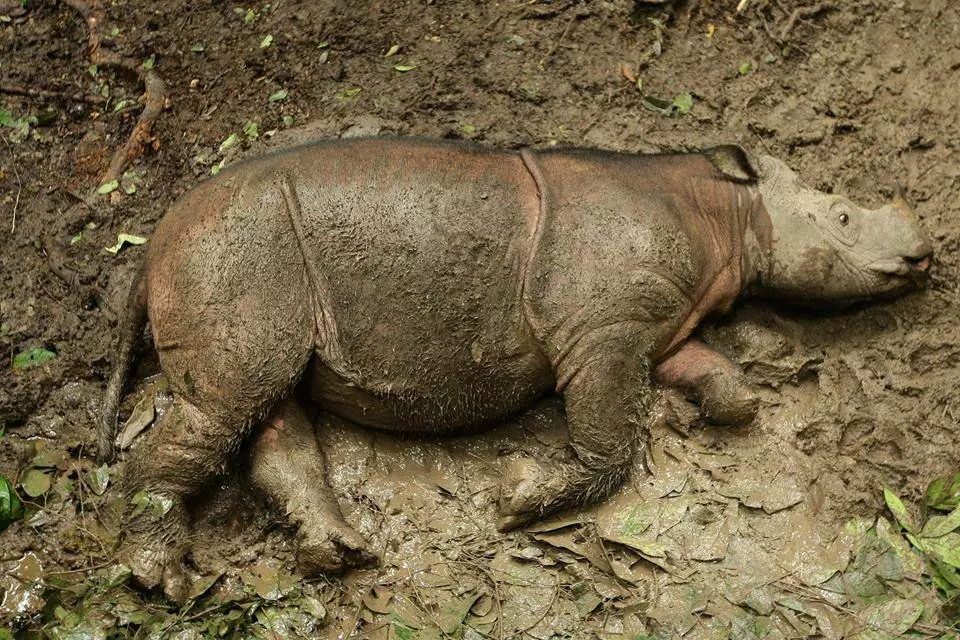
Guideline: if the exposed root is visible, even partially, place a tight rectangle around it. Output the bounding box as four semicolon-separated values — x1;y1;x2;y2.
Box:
779;1;834;41
0;82;105;105
64;0;167;186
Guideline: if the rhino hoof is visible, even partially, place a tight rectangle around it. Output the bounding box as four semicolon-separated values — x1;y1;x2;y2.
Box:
497;457;546;531
126;541;189;604
700;378;760;426
297;524;376;575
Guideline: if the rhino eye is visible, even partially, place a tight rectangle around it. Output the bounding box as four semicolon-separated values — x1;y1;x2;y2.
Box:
838;212;849;226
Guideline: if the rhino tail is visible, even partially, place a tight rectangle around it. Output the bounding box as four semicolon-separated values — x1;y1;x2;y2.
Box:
98;265;148;463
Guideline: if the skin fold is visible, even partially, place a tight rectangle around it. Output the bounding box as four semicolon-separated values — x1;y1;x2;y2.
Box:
98;138;932;601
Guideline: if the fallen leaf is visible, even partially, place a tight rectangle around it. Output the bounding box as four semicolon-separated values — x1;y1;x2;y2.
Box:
920;504;960;538
20;468;52;498
13;348;56;370
119;396;156;450
362;585;393;614
219;133;240;153
857;598;923;638
87;465;110;496
384;44;400;57
96;180;119;195
0;476;24;531
884;489;918;534
105;233;148;255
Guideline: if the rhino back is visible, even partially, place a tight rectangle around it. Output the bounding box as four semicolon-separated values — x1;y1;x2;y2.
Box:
265;139;552;430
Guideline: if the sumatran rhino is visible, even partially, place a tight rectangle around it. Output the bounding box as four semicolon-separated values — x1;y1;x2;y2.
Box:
100;138;932;600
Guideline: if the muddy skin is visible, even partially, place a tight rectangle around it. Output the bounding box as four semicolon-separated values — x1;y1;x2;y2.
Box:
100;138;931;601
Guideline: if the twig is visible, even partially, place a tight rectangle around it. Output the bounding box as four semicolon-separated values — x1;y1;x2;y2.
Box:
63;0;167;186
1;132;21;233
539;9;578;69
0;82;105;105
47;559;114;576
779;2;834;40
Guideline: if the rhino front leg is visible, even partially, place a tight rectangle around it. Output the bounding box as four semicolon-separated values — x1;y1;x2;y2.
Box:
248;399;376;574
498;345;649;531
655;338;759;425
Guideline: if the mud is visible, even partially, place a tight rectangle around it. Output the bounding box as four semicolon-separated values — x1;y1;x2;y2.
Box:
1;0;959;637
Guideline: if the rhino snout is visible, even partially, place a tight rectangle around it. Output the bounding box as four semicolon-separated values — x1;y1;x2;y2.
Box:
866;244;933;284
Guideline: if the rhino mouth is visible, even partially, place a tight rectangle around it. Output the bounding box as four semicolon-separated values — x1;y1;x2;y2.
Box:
868;255;932;284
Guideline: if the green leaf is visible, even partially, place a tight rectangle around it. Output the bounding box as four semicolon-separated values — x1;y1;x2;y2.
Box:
884;488;918;534
219;132;240;153
0;476;24;532
98;564;132;589
393;64;416;72
243;120;260;141
142;54;155;70
437;593;480;635
268;89;289;102
260;34;273;48
130;490;150;518
335;87;362;101
919;533;960;568
920;504;960;538
642;94;674;115
672;92;694;115
105;233;148;255
88;465;110;496
113;99;135;112
13;348;56;370
875;516;924;578
96;179;119;195
926;473;960;511
859;598;924;637
21;468;52;497
190;43;205;53
738;61;753;75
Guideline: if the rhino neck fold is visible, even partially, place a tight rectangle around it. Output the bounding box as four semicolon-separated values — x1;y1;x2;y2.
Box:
740;187;774;297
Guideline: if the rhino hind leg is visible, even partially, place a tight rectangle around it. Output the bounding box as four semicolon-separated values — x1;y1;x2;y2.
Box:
248;398;376;575
655;338;759;425
498;345;651;531
122;397;252;602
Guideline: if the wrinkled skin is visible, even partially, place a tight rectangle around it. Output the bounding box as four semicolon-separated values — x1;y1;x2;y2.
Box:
100;139;931;601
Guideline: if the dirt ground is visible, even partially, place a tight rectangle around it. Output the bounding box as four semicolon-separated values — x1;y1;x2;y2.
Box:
1;0;959;638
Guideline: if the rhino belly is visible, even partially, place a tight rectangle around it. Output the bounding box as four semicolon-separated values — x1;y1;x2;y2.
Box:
305;342;553;434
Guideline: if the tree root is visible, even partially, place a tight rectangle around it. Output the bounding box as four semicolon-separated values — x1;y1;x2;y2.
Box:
64;0;167;187
779;1;834;41
0;82;105;105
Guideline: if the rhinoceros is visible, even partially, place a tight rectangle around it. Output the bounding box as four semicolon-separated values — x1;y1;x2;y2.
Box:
99;138;931;601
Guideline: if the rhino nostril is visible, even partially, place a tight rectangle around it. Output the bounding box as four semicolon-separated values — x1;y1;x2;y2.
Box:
905;255;931;272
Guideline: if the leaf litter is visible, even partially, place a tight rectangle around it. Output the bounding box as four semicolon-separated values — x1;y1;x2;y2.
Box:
5;375;957;638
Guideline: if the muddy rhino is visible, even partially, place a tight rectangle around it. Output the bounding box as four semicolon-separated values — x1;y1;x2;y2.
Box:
100;138;931;600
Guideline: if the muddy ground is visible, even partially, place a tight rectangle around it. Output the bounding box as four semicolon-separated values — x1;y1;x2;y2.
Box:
1;0;959;637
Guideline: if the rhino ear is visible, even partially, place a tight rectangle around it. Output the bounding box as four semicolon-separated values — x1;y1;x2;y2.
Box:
705;145;758;183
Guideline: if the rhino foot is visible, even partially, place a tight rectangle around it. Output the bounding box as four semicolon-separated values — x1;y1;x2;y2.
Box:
698;372;760;425
297;521;376;575
123;534;190;603
497;457;555;531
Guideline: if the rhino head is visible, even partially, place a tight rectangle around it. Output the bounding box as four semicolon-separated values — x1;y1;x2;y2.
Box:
750;154;932;306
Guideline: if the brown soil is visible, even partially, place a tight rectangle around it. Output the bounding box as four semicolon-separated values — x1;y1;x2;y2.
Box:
1;0;959;638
